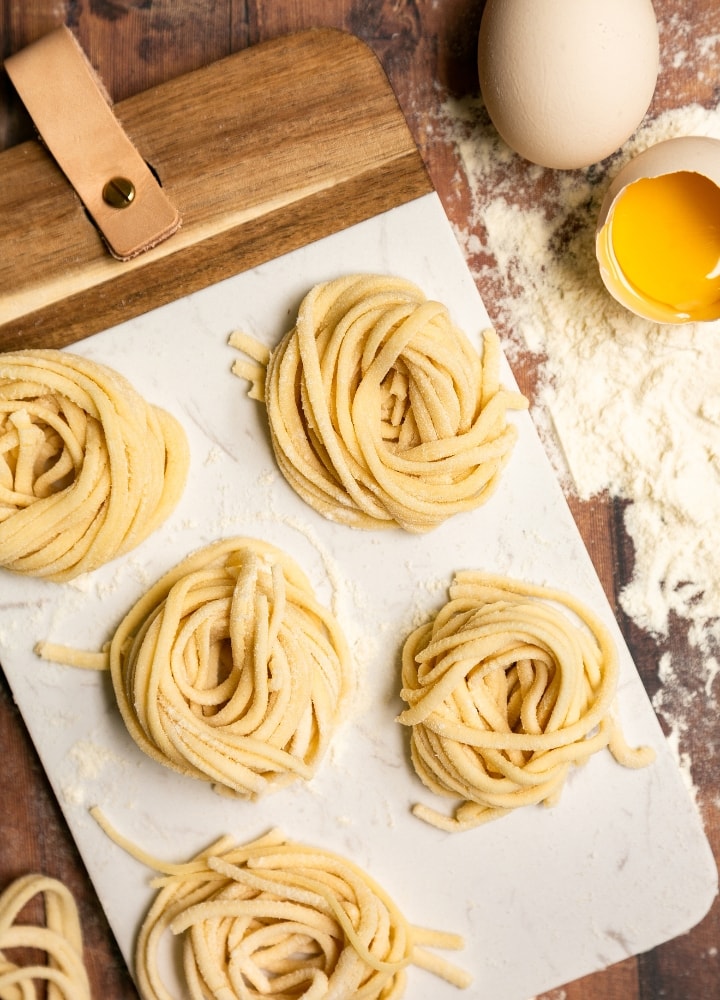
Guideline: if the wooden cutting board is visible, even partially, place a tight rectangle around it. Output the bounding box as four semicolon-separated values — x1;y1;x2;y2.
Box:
0;28;432;350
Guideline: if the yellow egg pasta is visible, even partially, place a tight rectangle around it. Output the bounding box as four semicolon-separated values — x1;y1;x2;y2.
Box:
90;811;471;1000
397;572;655;831
0;349;189;581
38;537;353;799
230;274;527;532
0;873;91;1000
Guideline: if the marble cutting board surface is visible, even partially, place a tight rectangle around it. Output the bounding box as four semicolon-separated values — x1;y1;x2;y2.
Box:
0;193;716;1000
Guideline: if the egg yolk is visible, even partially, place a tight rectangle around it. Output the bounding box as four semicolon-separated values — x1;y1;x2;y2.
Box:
609;171;720;318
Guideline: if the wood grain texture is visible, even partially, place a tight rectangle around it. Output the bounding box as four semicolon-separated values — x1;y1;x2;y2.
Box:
0;27;431;348
1;3;719;1000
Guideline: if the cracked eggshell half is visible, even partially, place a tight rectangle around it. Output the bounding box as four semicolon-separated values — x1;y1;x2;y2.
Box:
596;136;720;324
477;0;660;170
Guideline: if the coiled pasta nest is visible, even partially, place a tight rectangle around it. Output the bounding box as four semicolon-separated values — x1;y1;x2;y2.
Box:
230;274;527;532
108;537;353;798
88;822;473;1000
0;349;189;581
398;572;654;831
0;873;91;1000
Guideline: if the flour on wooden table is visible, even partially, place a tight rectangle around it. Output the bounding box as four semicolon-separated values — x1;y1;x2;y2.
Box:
435;97;720;664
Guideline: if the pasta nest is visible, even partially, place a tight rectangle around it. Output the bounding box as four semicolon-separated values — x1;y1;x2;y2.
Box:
110;538;353;798
0;873;91;1000
0;349;189;581
118;826;471;1000
398;573;654;831
231;275;527;532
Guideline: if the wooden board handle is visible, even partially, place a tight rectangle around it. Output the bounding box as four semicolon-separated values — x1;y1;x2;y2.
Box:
0;28;431;350
5;27;181;261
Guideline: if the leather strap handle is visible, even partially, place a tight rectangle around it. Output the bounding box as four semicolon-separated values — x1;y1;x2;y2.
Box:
5;27;181;261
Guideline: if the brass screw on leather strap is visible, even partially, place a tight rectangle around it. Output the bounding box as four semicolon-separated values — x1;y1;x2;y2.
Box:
102;176;136;208
5;27;180;258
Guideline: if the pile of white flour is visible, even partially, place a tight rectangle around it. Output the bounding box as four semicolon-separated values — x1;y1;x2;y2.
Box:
435;97;720;670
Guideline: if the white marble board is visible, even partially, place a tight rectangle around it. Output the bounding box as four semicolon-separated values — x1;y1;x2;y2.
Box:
0;193;716;1000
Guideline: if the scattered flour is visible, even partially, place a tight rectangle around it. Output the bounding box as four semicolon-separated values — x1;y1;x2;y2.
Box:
68;738;117;781
653;653;699;805
434;96;720;659
61;738;126;807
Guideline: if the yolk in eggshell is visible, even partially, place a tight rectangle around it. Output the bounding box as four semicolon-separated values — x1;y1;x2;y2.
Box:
609;170;720;318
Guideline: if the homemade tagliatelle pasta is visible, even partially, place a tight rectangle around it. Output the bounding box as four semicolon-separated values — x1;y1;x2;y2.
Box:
37;537;353;799
230;274;527;532
91;812;472;1000
0;873;91;1000
397;572;655;831
0;349;189;581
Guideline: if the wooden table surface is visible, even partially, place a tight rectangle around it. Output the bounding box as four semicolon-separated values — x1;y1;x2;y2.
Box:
1;2;718;998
